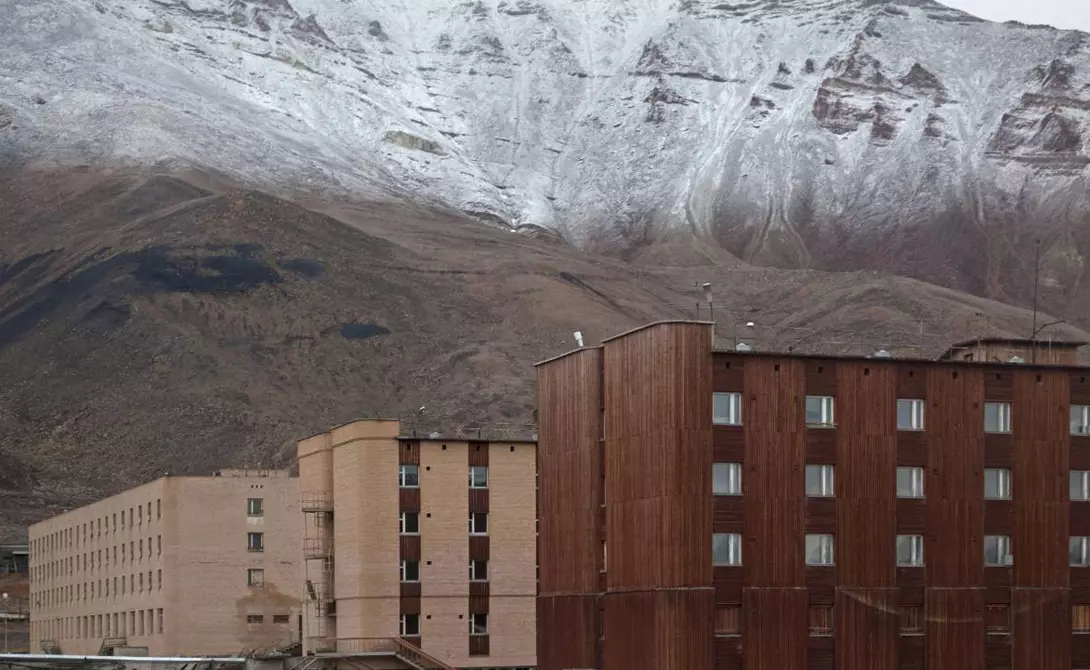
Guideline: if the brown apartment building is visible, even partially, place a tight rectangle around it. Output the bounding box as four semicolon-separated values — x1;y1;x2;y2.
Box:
297;419;536;669
536;320;1090;670
28;470;300;656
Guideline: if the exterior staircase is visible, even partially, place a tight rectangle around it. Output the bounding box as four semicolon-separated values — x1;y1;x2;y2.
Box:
99;636;128;656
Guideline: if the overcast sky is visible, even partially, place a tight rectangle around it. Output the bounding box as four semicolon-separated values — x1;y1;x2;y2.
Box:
941;0;1090;33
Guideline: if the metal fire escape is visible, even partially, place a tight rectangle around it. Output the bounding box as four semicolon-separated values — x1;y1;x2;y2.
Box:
301;492;335;653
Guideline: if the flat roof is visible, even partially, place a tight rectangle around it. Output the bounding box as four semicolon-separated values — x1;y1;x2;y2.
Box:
714;347;1090;373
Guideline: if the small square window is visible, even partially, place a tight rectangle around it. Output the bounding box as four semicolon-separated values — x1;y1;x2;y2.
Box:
400;614;420;637
713;533;742;566
805;534;835;566
469;466;488;489
399;465;420;489
984;402;1011;434
897;399;925;431
401;560;420;582
1073;405;1090;435
805;396;835;427
1075;605;1090;632
713;392;743;426
1073;472;1090;502
469;560;488;582
246;532;264;552
470;512;488;535
400;512;420;535
896;535;924;566
984;535;1013;566
805;465;835;497
1072;537;1090;567
896;467;925;499
247;569;264;587
713;463;742;496
984;469;1011;500
469;612;488;636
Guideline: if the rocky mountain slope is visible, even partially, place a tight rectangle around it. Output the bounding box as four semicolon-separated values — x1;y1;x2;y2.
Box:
4;0;1090;318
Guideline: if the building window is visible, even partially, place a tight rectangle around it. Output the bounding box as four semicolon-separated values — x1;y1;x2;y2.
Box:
469;466;489;489
713;533;742;566
715;607;741;636
805;465;835;497
713;392;742;426
469;512;489;535
247;569;264;587
897;399;925;431
470;559;488;582
1072;537;1090;567
1074;405;1090;435
805;534;835;566
984;402;1011;434
899;606;923;635
713;463;742;496
400;512;420;535
1075;605;1090;632
984;469;1012;500
808;606;833;636
1073;472;1090;501
246;532;264;552
469;612;488;636
985;535;1013;566
400;614;420;637
986;604;1009;634
805;396;835;428
399;465;420;488
896;467;925;498
896;535;925;566
246;615;263;625
247;499;264;517
401;560;420;583
273;614;290;624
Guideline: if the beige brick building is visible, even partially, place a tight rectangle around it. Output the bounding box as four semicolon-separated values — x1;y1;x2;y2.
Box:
298;420;537;669
28;470;301;656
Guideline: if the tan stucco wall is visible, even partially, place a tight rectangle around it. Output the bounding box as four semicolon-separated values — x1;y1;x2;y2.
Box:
421;441;470;663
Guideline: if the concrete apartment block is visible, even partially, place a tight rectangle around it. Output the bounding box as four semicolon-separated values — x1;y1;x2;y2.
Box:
29;470;301;656
298;419;537;669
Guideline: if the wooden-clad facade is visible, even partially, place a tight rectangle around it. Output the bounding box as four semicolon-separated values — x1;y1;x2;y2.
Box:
536;321;1090;670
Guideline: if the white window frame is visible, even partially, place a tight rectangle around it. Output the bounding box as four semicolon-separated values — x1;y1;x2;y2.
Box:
1074;405;1090;436
713;392;743;426
896;467;925;499
469;512;488;536
400;614;419;637
399;465;419;489
805;464;835;497
469;559;488;582
712;533;742;566
400;560;419;583
400;512;419;536
1073;471;1090;502
469;612;488;636
896;535;924;567
1072;537;1090;567
805;534;835;566
246;498;264;517
805;396;835;428
984;469;1012;500
984;402;1011;434
246;532;264;552
713;463;742;496
469;466;489;489
246;568;264;587
984;535;1013;566
897;399;925;431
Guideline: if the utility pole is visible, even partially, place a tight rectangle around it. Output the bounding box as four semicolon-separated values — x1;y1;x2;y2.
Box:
2;592;8;653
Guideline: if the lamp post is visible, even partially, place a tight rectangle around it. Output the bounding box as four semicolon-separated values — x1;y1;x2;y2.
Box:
2;591;8;653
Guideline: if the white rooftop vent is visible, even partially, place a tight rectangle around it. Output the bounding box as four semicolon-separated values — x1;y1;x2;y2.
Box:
735;342;753;352
1008;356;1025;364
872;349;891;358
428;431;441;439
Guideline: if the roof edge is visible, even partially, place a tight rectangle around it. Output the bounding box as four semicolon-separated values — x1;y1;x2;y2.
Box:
534;345;601;368
599;320;714;344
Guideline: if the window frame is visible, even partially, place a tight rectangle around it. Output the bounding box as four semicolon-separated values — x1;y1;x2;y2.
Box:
400;560;420;583
984;535;1013;566
1072;537;1090;567
246;498;264;517
897;399;925;431
469;512;489;536
1072;471;1090;502
399;465;420;489
805;464;835;498
896;535;925;567
713;392;743;426
712;533;742;567
247;568;264;587
469;466;489;489
984;402;1012;434
246;532;264;553
400;512;420;536
805;396;836;428
469;559;489;582
1073;405;1090;436
984;468;1012;501
805;534;835;566
469;612;488;636
896;467;925;499
713;462;742;496
400;613;420;637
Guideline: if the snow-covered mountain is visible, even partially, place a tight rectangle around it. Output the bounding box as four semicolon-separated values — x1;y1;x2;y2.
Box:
4;0;1090;281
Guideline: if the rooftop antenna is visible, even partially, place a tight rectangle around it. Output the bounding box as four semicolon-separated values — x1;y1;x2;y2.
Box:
574;331;584;348
702;283;714;323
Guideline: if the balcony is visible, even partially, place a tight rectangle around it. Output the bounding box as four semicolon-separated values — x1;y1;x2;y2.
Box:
301;492;333;513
